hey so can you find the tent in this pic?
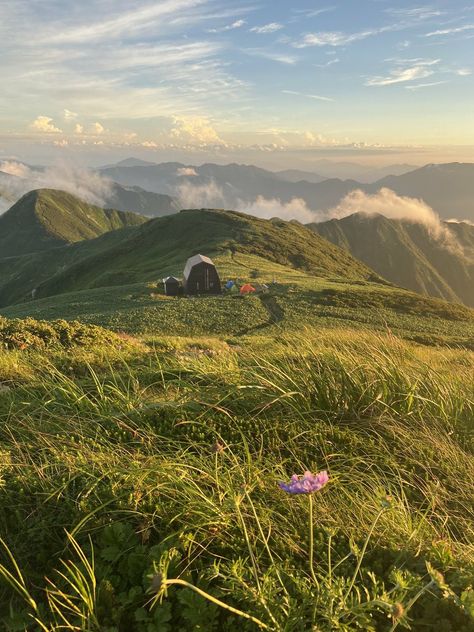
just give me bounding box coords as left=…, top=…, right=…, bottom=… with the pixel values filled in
left=163, top=276, right=181, bottom=296
left=229, top=284, right=239, bottom=294
left=225, top=280, right=235, bottom=290
left=240, top=284, right=256, bottom=295
left=183, top=254, right=221, bottom=295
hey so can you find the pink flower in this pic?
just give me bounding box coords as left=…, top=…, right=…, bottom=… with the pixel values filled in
left=279, top=470, right=329, bottom=495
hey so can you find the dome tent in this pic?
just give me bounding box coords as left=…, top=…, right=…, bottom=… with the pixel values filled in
left=240, top=284, right=256, bottom=295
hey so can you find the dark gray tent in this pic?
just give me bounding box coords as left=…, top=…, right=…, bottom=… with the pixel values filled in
left=163, top=276, right=181, bottom=296
left=183, top=254, right=221, bottom=295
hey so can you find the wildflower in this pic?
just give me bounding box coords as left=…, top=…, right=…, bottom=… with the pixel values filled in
left=391, top=603, right=405, bottom=620
left=279, top=470, right=329, bottom=495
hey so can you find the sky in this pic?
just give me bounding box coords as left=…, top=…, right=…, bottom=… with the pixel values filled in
left=1, top=0, right=473, bottom=168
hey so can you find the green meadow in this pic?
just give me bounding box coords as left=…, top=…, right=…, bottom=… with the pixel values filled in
left=0, top=315, right=473, bottom=631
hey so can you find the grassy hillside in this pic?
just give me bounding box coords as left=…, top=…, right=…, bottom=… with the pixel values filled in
left=0, top=323, right=472, bottom=630
left=0, top=208, right=381, bottom=307
left=2, top=252, right=474, bottom=350
left=310, top=213, right=474, bottom=307
left=0, top=188, right=146, bottom=257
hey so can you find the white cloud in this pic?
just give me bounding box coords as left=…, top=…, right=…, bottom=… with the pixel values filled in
left=53, top=139, right=69, bottom=147
left=425, top=24, right=474, bottom=37
left=315, top=58, right=340, bottom=68
left=237, top=196, right=317, bottom=223
left=170, top=116, right=224, bottom=145
left=282, top=89, right=334, bottom=102
left=0, top=161, right=114, bottom=208
left=141, top=140, right=158, bottom=147
left=406, top=80, right=448, bottom=90
left=327, top=188, right=461, bottom=250
left=456, top=68, right=471, bottom=76
left=94, top=122, right=105, bottom=134
left=39, top=0, right=212, bottom=44
left=63, top=109, right=78, bottom=120
left=31, top=115, right=62, bottom=133
left=207, top=19, right=245, bottom=33
left=250, top=22, right=284, bottom=34
left=294, top=29, right=379, bottom=48
left=177, top=167, right=198, bottom=176
left=0, top=161, right=30, bottom=178
left=366, top=59, right=440, bottom=86
left=386, top=7, right=443, bottom=20
left=175, top=179, right=225, bottom=208
left=74, top=123, right=84, bottom=134
left=245, top=49, right=298, bottom=64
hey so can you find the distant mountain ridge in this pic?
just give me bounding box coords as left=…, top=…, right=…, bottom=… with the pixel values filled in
left=310, top=212, right=474, bottom=306
left=0, top=168, right=178, bottom=217
left=0, top=189, right=146, bottom=257
left=99, top=161, right=474, bottom=222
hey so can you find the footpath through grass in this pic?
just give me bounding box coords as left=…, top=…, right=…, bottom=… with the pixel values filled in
left=0, top=323, right=473, bottom=631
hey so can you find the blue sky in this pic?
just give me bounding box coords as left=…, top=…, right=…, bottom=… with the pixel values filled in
left=1, top=0, right=473, bottom=166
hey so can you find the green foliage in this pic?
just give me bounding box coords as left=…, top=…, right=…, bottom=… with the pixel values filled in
left=0, top=329, right=472, bottom=630
left=0, top=316, right=131, bottom=350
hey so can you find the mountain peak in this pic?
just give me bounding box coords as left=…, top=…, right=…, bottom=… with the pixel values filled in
left=0, top=188, right=146, bottom=258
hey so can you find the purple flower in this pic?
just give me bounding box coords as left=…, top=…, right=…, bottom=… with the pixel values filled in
left=279, top=470, right=329, bottom=495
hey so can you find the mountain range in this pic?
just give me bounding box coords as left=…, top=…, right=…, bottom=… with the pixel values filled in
left=99, top=160, right=474, bottom=221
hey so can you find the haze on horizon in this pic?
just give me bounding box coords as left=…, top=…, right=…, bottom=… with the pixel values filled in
left=1, top=0, right=473, bottom=169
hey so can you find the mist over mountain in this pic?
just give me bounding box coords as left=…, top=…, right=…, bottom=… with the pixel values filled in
left=310, top=212, right=474, bottom=307
left=0, top=162, right=177, bottom=217
left=98, top=160, right=474, bottom=223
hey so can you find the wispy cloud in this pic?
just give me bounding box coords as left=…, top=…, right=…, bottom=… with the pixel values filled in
left=207, top=19, right=245, bottom=33
left=406, top=80, right=448, bottom=90
left=37, top=0, right=210, bottom=44
left=293, top=25, right=399, bottom=48
left=291, top=6, right=337, bottom=19
left=245, top=49, right=299, bottom=64
left=386, top=6, right=444, bottom=20
left=250, top=22, right=284, bottom=34
left=366, top=58, right=440, bottom=86
left=315, top=58, right=340, bottom=68
left=282, top=90, right=334, bottom=102
left=425, top=23, right=474, bottom=36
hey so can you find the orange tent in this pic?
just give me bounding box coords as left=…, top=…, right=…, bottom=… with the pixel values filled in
left=240, top=284, right=256, bottom=295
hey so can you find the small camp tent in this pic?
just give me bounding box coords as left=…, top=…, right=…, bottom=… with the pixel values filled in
left=163, top=276, right=181, bottom=296
left=240, top=284, right=256, bottom=295
left=183, top=254, right=221, bottom=295
left=225, top=280, right=235, bottom=290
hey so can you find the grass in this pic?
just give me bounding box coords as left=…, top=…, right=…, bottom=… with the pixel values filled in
left=0, top=324, right=473, bottom=631
left=2, top=257, right=474, bottom=348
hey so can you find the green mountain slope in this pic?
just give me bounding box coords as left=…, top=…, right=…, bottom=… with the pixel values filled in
left=0, top=189, right=147, bottom=257
left=0, top=208, right=382, bottom=307
left=309, top=213, right=474, bottom=307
